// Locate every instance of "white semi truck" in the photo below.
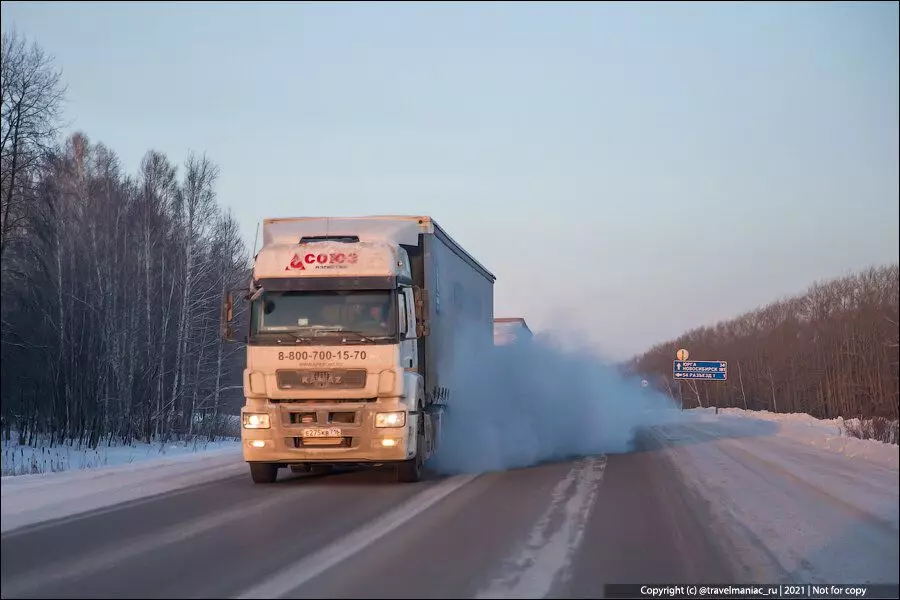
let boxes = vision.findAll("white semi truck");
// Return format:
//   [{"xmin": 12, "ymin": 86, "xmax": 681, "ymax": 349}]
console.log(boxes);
[{"xmin": 222, "ymin": 216, "xmax": 495, "ymax": 483}]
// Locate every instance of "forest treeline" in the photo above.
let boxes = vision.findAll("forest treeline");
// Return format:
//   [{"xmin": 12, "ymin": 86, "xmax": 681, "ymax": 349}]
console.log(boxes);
[
  {"xmin": 1, "ymin": 29, "xmax": 250, "ymax": 446},
  {"xmin": 631, "ymin": 264, "xmax": 899, "ymax": 443}
]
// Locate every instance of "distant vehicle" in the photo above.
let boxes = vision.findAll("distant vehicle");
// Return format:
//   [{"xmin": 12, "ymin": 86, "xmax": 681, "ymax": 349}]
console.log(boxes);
[
  {"xmin": 493, "ymin": 317, "xmax": 533, "ymax": 346},
  {"xmin": 222, "ymin": 216, "xmax": 496, "ymax": 483}
]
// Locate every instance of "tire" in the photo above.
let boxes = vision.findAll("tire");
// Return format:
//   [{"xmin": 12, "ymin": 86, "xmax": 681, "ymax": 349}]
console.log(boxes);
[
  {"xmin": 249, "ymin": 462, "xmax": 279, "ymax": 484},
  {"xmin": 397, "ymin": 420, "xmax": 426, "ymax": 483}
]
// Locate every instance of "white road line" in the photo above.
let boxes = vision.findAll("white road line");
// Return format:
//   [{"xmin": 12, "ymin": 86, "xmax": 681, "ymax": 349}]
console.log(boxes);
[
  {"xmin": 475, "ymin": 456, "xmax": 607, "ymax": 599},
  {"xmin": 234, "ymin": 474, "xmax": 479, "ymax": 599}
]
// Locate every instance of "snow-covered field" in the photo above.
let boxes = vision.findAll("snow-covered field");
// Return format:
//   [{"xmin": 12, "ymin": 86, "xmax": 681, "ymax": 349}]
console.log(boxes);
[
  {"xmin": 1, "ymin": 436, "xmax": 241, "ymax": 477},
  {"xmin": 654, "ymin": 407, "xmax": 899, "ymax": 584}
]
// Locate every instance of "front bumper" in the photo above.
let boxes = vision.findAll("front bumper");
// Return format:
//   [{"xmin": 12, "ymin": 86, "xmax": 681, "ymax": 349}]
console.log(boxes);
[{"xmin": 241, "ymin": 401, "xmax": 415, "ymax": 464}]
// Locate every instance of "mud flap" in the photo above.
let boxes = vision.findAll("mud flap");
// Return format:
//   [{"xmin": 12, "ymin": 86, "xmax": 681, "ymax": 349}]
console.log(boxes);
[
  {"xmin": 423, "ymin": 402, "xmax": 446, "ymax": 458},
  {"xmin": 421, "ymin": 406, "xmax": 433, "ymax": 457}
]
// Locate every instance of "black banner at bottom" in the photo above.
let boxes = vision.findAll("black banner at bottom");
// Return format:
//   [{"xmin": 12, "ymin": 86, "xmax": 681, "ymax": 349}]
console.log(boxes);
[{"xmin": 603, "ymin": 584, "xmax": 900, "ymax": 599}]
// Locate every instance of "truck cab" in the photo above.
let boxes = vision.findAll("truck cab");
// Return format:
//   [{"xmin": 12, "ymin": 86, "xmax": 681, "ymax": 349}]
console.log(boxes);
[{"xmin": 223, "ymin": 216, "xmax": 495, "ymax": 484}]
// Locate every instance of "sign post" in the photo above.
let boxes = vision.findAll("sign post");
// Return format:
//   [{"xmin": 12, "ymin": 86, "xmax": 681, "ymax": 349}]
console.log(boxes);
[
  {"xmin": 672, "ymin": 349, "xmax": 727, "ymax": 410},
  {"xmin": 676, "ymin": 349, "xmax": 688, "ymax": 410}
]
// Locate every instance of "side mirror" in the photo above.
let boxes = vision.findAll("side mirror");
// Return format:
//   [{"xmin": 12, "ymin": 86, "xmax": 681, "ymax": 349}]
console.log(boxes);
[
  {"xmin": 413, "ymin": 286, "xmax": 430, "ymax": 338},
  {"xmin": 222, "ymin": 292, "xmax": 236, "ymax": 341},
  {"xmin": 398, "ymin": 293, "xmax": 409, "ymax": 338}
]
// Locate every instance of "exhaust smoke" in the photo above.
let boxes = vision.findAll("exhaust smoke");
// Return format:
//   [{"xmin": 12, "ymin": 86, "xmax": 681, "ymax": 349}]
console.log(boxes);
[{"xmin": 430, "ymin": 330, "xmax": 681, "ymax": 475}]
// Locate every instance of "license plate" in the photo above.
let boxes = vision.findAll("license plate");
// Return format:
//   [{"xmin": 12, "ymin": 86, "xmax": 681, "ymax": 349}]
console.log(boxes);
[{"xmin": 302, "ymin": 427, "xmax": 342, "ymax": 438}]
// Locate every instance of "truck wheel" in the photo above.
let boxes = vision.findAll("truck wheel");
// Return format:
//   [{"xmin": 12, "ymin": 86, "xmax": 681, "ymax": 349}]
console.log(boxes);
[
  {"xmin": 397, "ymin": 430, "xmax": 425, "ymax": 483},
  {"xmin": 249, "ymin": 463, "xmax": 279, "ymax": 484}
]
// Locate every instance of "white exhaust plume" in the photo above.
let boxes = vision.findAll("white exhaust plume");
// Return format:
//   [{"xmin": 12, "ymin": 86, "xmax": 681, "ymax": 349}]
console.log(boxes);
[{"xmin": 430, "ymin": 330, "xmax": 682, "ymax": 475}]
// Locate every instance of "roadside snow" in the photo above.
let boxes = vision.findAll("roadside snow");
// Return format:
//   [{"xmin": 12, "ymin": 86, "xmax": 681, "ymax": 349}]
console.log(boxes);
[
  {"xmin": 682, "ymin": 407, "xmax": 898, "ymax": 470},
  {"xmin": 1, "ymin": 444, "xmax": 244, "ymax": 533},
  {"xmin": 1, "ymin": 437, "xmax": 240, "ymax": 477},
  {"xmin": 652, "ymin": 409, "xmax": 899, "ymax": 584}
]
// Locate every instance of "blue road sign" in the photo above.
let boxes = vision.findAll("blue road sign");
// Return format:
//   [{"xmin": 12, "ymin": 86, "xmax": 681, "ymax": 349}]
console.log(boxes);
[{"xmin": 673, "ymin": 360, "xmax": 727, "ymax": 381}]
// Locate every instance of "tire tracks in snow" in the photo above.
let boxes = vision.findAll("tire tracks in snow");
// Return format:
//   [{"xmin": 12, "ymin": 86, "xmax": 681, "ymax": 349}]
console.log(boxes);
[{"xmin": 475, "ymin": 455, "xmax": 607, "ymax": 599}]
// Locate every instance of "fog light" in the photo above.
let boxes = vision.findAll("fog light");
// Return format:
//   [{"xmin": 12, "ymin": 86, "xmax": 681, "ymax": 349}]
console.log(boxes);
[
  {"xmin": 381, "ymin": 439, "xmax": 397, "ymax": 447},
  {"xmin": 250, "ymin": 440, "xmax": 266, "ymax": 448}
]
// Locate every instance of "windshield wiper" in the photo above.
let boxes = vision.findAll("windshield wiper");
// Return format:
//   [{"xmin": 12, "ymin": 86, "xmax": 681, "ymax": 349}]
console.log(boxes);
[
  {"xmin": 335, "ymin": 330, "xmax": 382, "ymax": 344},
  {"xmin": 275, "ymin": 332, "xmax": 313, "ymax": 344},
  {"xmin": 291, "ymin": 326, "xmax": 387, "ymax": 344}
]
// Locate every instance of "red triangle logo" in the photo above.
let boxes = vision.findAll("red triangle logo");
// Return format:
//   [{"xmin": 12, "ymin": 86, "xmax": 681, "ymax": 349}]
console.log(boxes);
[{"xmin": 286, "ymin": 253, "xmax": 306, "ymax": 271}]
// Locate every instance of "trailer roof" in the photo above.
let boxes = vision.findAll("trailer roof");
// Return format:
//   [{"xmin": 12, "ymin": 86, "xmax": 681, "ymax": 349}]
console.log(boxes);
[{"xmin": 493, "ymin": 317, "xmax": 532, "ymax": 333}]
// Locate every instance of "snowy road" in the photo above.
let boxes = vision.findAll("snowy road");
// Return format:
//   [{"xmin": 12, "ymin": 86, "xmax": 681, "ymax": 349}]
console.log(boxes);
[
  {"xmin": 650, "ymin": 419, "xmax": 900, "ymax": 586},
  {"xmin": 1, "ymin": 414, "xmax": 898, "ymax": 599}
]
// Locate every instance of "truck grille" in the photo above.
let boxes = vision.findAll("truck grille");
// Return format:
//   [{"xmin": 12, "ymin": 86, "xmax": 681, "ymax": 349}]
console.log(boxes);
[
  {"xmin": 292, "ymin": 436, "xmax": 352, "ymax": 448},
  {"xmin": 276, "ymin": 369, "xmax": 367, "ymax": 390},
  {"xmin": 289, "ymin": 412, "xmax": 317, "ymax": 424},
  {"xmin": 288, "ymin": 411, "xmax": 357, "ymax": 425}
]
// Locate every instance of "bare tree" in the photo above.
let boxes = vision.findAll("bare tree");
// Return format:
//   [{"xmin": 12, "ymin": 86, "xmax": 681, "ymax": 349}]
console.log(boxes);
[
  {"xmin": 0, "ymin": 28, "xmax": 66, "ymax": 264},
  {"xmin": 169, "ymin": 153, "xmax": 219, "ymax": 436},
  {"xmin": 0, "ymin": 30, "xmax": 250, "ymax": 446}
]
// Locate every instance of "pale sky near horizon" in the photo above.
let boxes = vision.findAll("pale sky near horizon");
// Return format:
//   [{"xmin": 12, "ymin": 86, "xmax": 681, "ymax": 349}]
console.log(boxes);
[{"xmin": 3, "ymin": 1, "xmax": 898, "ymax": 361}]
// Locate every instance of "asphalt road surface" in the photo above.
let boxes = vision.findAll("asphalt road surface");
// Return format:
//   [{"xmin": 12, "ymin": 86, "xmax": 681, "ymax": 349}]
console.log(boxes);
[{"xmin": 1, "ymin": 435, "xmax": 738, "ymax": 599}]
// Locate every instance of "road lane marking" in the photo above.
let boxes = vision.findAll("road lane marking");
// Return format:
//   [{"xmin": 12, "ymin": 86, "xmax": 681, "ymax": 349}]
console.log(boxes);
[
  {"xmin": 475, "ymin": 456, "xmax": 607, "ymax": 599},
  {"xmin": 234, "ymin": 474, "xmax": 479, "ymax": 599}
]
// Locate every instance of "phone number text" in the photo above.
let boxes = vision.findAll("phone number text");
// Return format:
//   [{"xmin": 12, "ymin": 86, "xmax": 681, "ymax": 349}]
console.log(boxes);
[{"xmin": 278, "ymin": 350, "xmax": 368, "ymax": 361}]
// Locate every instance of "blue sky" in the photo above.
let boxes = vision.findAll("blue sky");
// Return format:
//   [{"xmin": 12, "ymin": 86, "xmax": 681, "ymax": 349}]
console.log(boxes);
[{"xmin": 3, "ymin": 1, "xmax": 898, "ymax": 360}]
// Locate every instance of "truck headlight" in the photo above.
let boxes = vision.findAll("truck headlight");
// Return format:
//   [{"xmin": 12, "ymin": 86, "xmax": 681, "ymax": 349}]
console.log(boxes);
[
  {"xmin": 375, "ymin": 412, "xmax": 406, "ymax": 428},
  {"xmin": 243, "ymin": 413, "xmax": 270, "ymax": 429}
]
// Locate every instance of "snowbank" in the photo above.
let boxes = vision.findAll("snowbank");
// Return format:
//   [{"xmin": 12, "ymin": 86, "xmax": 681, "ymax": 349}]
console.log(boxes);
[
  {"xmin": 1, "ymin": 444, "xmax": 244, "ymax": 533},
  {"xmin": 682, "ymin": 407, "xmax": 899, "ymax": 471},
  {"xmin": 1, "ymin": 436, "xmax": 240, "ymax": 477}
]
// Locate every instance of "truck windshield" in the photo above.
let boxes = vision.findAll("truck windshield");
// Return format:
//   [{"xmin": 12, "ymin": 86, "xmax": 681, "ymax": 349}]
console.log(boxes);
[{"xmin": 250, "ymin": 290, "xmax": 397, "ymax": 341}]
